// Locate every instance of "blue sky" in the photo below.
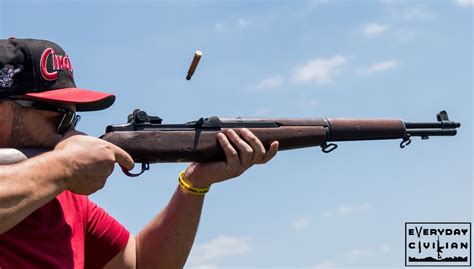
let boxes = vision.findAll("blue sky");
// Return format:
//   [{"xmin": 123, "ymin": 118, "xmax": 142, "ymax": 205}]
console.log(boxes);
[{"xmin": 1, "ymin": 0, "xmax": 472, "ymax": 268}]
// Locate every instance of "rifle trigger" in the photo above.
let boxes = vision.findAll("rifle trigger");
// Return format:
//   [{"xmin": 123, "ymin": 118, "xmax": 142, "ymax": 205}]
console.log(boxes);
[
  {"xmin": 121, "ymin": 162, "xmax": 150, "ymax": 177},
  {"xmin": 321, "ymin": 142, "xmax": 338, "ymax": 153},
  {"xmin": 400, "ymin": 135, "xmax": 412, "ymax": 149}
]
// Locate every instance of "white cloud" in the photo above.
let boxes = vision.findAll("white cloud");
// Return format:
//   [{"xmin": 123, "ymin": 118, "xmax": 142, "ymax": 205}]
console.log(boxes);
[
  {"xmin": 251, "ymin": 55, "xmax": 347, "ymax": 91},
  {"xmin": 321, "ymin": 202, "xmax": 370, "ymax": 217},
  {"xmin": 349, "ymin": 248, "xmax": 375, "ymax": 258},
  {"xmin": 363, "ymin": 23, "xmax": 389, "ymax": 36},
  {"xmin": 187, "ymin": 235, "xmax": 251, "ymax": 266},
  {"xmin": 381, "ymin": 244, "xmax": 392, "ymax": 253},
  {"xmin": 292, "ymin": 55, "xmax": 348, "ymax": 84},
  {"xmin": 348, "ymin": 244, "xmax": 392, "ymax": 259},
  {"xmin": 291, "ymin": 216, "xmax": 311, "ymax": 230},
  {"xmin": 454, "ymin": 0, "xmax": 474, "ymax": 7},
  {"xmin": 237, "ymin": 17, "xmax": 250, "ymax": 27},
  {"xmin": 401, "ymin": 6, "xmax": 435, "ymax": 21},
  {"xmin": 215, "ymin": 18, "xmax": 251, "ymax": 32},
  {"xmin": 214, "ymin": 22, "xmax": 225, "ymax": 32},
  {"xmin": 312, "ymin": 260, "xmax": 336, "ymax": 269},
  {"xmin": 250, "ymin": 75, "xmax": 285, "ymax": 91},
  {"xmin": 358, "ymin": 60, "xmax": 399, "ymax": 75},
  {"xmin": 312, "ymin": 243, "xmax": 392, "ymax": 268},
  {"xmin": 387, "ymin": 5, "xmax": 435, "ymax": 22},
  {"xmin": 308, "ymin": 0, "xmax": 330, "ymax": 8}
]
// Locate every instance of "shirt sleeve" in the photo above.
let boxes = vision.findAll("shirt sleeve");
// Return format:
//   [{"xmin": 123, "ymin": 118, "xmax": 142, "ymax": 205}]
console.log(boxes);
[{"xmin": 84, "ymin": 198, "xmax": 131, "ymax": 269}]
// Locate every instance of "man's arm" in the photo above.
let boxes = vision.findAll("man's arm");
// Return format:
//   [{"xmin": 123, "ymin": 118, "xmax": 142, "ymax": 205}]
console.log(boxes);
[
  {"xmin": 135, "ymin": 185, "xmax": 205, "ymax": 269},
  {"xmin": 0, "ymin": 134, "xmax": 134, "ymax": 235},
  {"xmin": 105, "ymin": 129, "xmax": 278, "ymax": 269},
  {"xmin": 0, "ymin": 151, "xmax": 68, "ymax": 234}
]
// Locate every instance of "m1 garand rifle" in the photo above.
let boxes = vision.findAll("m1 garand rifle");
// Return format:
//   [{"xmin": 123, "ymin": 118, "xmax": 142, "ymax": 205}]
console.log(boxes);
[{"xmin": 100, "ymin": 109, "xmax": 461, "ymax": 176}]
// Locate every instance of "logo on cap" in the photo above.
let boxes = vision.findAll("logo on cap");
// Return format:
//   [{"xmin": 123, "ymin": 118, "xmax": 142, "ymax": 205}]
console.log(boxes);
[
  {"xmin": 0, "ymin": 64, "xmax": 15, "ymax": 88},
  {"xmin": 40, "ymin": 48, "xmax": 73, "ymax": 81}
]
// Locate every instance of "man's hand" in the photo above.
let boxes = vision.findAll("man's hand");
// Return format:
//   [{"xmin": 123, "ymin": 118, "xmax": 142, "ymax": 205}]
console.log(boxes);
[
  {"xmin": 184, "ymin": 128, "xmax": 279, "ymax": 188},
  {"xmin": 54, "ymin": 132, "xmax": 135, "ymax": 195}
]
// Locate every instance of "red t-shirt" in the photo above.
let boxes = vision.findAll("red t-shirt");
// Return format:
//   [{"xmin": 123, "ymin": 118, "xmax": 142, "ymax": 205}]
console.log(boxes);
[{"xmin": 0, "ymin": 191, "xmax": 130, "ymax": 269}]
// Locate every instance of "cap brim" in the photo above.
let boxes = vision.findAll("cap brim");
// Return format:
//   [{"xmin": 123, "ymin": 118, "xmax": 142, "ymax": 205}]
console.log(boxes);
[{"xmin": 25, "ymin": 88, "xmax": 115, "ymax": 111}]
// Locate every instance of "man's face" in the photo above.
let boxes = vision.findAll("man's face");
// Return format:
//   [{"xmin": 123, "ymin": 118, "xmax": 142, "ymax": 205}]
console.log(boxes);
[{"xmin": 0, "ymin": 101, "xmax": 69, "ymax": 148}]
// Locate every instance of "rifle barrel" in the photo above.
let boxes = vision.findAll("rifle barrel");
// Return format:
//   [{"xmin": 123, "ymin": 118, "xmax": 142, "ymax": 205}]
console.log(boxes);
[
  {"xmin": 405, "ymin": 128, "xmax": 458, "ymax": 137},
  {"xmin": 404, "ymin": 121, "xmax": 461, "ymax": 129}
]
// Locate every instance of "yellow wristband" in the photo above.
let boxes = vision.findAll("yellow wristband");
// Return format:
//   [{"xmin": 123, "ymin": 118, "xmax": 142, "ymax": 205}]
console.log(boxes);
[{"xmin": 178, "ymin": 171, "xmax": 210, "ymax": 196}]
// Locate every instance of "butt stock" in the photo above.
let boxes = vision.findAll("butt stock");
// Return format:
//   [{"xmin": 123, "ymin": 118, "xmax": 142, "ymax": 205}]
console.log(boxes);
[{"xmin": 101, "ymin": 109, "xmax": 461, "ymax": 165}]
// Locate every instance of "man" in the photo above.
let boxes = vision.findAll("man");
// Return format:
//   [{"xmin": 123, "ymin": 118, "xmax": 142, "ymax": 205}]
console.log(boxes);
[{"xmin": 0, "ymin": 38, "xmax": 279, "ymax": 268}]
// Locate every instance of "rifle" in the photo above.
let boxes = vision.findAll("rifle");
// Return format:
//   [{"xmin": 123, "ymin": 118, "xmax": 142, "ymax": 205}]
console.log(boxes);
[{"xmin": 99, "ymin": 109, "xmax": 461, "ymax": 176}]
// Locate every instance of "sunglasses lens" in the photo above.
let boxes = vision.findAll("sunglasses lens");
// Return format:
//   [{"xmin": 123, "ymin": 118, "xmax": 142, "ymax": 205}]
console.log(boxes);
[
  {"xmin": 58, "ymin": 112, "xmax": 80, "ymax": 134},
  {"xmin": 72, "ymin": 114, "xmax": 81, "ymax": 128}
]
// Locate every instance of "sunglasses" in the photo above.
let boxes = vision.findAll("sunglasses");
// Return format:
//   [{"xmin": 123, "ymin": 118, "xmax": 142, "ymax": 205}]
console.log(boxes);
[{"xmin": 7, "ymin": 99, "xmax": 81, "ymax": 135}]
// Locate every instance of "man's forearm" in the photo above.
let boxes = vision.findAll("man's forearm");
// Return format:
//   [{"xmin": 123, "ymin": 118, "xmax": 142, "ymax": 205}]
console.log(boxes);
[
  {"xmin": 136, "ymin": 186, "xmax": 205, "ymax": 269},
  {"xmin": 0, "ymin": 151, "xmax": 68, "ymax": 234}
]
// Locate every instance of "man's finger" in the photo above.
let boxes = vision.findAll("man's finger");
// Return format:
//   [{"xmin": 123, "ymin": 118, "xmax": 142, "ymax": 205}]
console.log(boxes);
[
  {"xmin": 218, "ymin": 132, "xmax": 239, "ymax": 162},
  {"xmin": 218, "ymin": 132, "xmax": 244, "ymax": 177},
  {"xmin": 109, "ymin": 142, "xmax": 135, "ymax": 171},
  {"xmin": 226, "ymin": 129, "xmax": 254, "ymax": 167},
  {"xmin": 260, "ymin": 141, "xmax": 279, "ymax": 164},
  {"xmin": 240, "ymin": 128, "xmax": 266, "ymax": 162}
]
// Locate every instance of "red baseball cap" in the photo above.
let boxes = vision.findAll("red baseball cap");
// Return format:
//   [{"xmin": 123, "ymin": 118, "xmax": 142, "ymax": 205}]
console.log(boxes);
[{"xmin": 0, "ymin": 38, "xmax": 115, "ymax": 111}]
